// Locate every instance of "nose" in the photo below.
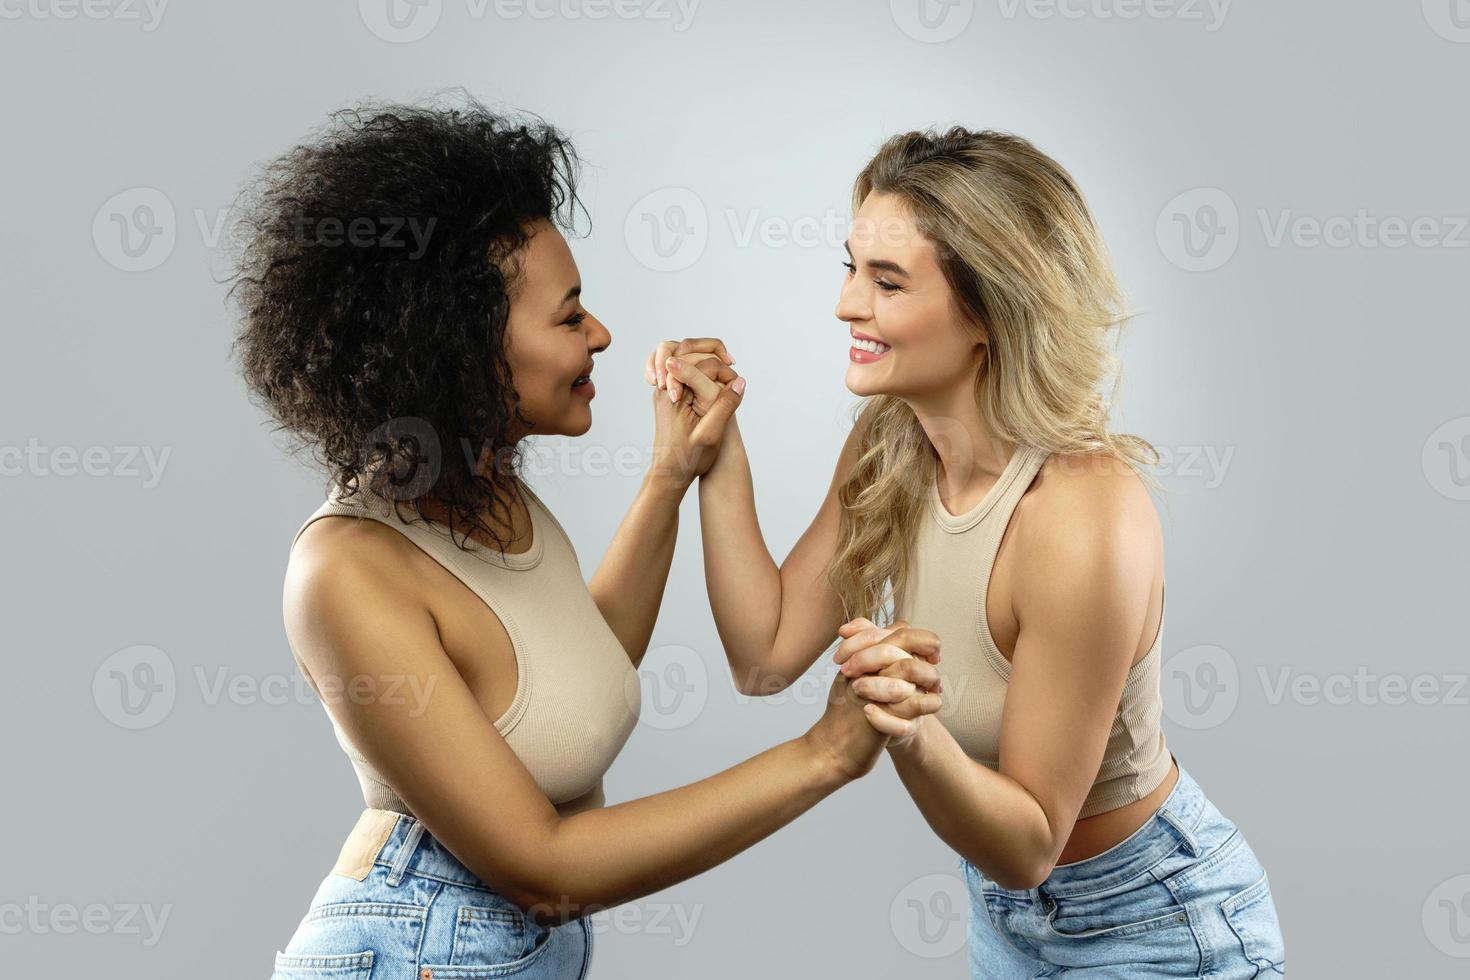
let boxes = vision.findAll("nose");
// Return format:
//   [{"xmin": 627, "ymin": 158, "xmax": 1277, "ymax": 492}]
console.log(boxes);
[
  {"xmin": 834, "ymin": 273, "xmax": 871, "ymax": 325},
  {"xmin": 587, "ymin": 313, "xmax": 611, "ymax": 354}
]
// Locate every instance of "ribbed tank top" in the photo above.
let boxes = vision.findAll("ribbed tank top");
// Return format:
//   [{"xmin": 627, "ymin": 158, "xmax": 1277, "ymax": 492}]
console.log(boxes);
[
  {"xmin": 895, "ymin": 445, "xmax": 1171, "ymax": 819},
  {"xmin": 288, "ymin": 481, "xmax": 641, "ymax": 818}
]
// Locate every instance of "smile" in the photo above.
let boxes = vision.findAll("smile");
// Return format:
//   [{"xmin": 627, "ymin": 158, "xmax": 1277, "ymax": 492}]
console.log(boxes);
[{"xmin": 849, "ymin": 332, "xmax": 891, "ymax": 363}]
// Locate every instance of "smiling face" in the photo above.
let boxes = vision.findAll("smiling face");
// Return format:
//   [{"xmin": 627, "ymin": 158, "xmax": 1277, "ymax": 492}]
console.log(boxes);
[
  {"xmin": 503, "ymin": 220, "xmax": 611, "ymax": 437},
  {"xmin": 835, "ymin": 191, "xmax": 986, "ymax": 401}
]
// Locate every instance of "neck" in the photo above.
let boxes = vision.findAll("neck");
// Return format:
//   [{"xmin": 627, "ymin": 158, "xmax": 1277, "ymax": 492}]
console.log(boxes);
[{"xmin": 903, "ymin": 381, "xmax": 1012, "ymax": 500}]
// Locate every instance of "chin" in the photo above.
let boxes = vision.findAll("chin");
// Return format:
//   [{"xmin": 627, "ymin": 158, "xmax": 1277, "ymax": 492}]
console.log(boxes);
[
  {"xmin": 564, "ymin": 404, "xmax": 593, "ymax": 437},
  {"xmin": 844, "ymin": 366, "xmax": 889, "ymax": 397}
]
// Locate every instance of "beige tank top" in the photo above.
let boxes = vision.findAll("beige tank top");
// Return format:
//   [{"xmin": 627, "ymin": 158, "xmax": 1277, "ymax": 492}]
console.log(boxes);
[
  {"xmin": 288, "ymin": 480, "xmax": 641, "ymax": 818},
  {"xmin": 895, "ymin": 445, "xmax": 1171, "ymax": 819}
]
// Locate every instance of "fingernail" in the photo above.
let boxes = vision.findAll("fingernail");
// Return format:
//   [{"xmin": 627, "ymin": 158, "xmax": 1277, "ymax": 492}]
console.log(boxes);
[
  {"xmin": 666, "ymin": 356, "xmax": 680, "ymax": 369},
  {"xmin": 731, "ymin": 377, "xmax": 746, "ymax": 395},
  {"xmin": 668, "ymin": 387, "xmax": 678, "ymax": 403}
]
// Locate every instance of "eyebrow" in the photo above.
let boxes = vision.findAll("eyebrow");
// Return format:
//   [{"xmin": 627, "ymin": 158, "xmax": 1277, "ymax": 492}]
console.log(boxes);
[
  {"xmin": 558, "ymin": 284, "xmax": 582, "ymax": 306},
  {"xmin": 843, "ymin": 240, "xmax": 910, "ymax": 278}
]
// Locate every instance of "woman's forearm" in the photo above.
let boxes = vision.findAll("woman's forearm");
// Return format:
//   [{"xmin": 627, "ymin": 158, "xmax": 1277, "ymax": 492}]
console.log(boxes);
[
  {"xmin": 887, "ymin": 718, "xmax": 1059, "ymax": 890},
  {"xmin": 523, "ymin": 734, "xmax": 849, "ymax": 923},
  {"xmin": 695, "ymin": 418, "xmax": 788, "ymax": 687},
  {"xmin": 587, "ymin": 472, "xmax": 685, "ymax": 666}
]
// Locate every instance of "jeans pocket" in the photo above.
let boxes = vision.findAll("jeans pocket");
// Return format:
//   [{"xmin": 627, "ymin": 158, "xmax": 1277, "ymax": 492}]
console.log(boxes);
[
  {"xmin": 424, "ymin": 905, "xmax": 555, "ymax": 978},
  {"xmin": 280, "ymin": 901, "xmax": 426, "ymax": 971},
  {"xmin": 449, "ymin": 905, "xmax": 539, "ymax": 965},
  {"xmin": 1221, "ymin": 873, "xmax": 1286, "ymax": 976},
  {"xmin": 1044, "ymin": 886, "xmax": 1191, "ymax": 940},
  {"xmin": 271, "ymin": 950, "xmax": 374, "ymax": 979}
]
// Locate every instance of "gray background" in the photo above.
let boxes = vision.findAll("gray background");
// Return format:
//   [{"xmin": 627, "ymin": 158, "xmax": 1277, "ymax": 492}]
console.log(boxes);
[{"xmin": 3, "ymin": 1, "xmax": 1467, "ymax": 976}]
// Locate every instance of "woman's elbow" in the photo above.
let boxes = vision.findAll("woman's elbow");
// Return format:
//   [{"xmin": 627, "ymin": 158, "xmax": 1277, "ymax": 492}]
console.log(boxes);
[{"xmin": 730, "ymin": 665, "xmax": 795, "ymax": 697}]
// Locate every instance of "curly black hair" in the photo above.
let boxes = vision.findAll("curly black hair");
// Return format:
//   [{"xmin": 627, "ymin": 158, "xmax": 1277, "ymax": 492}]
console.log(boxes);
[{"xmin": 230, "ymin": 93, "xmax": 583, "ymax": 554}]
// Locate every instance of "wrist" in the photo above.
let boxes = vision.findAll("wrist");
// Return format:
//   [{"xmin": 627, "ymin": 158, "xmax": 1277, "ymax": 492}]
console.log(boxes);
[
  {"xmin": 886, "ymin": 713, "xmax": 932, "ymax": 763},
  {"xmin": 797, "ymin": 731, "xmax": 856, "ymax": 792},
  {"xmin": 642, "ymin": 469, "xmax": 690, "ymax": 501}
]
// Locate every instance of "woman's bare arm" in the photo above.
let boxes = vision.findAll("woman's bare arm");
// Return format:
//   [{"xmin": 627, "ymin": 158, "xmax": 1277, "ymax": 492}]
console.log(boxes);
[
  {"xmin": 285, "ymin": 529, "xmax": 888, "ymax": 925},
  {"xmin": 588, "ymin": 357, "xmax": 742, "ymax": 667},
  {"xmin": 693, "ymin": 410, "xmax": 861, "ymax": 695},
  {"xmin": 835, "ymin": 466, "xmax": 1163, "ymax": 889}
]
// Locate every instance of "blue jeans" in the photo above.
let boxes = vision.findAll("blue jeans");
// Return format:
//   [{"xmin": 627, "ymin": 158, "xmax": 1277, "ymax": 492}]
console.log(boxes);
[
  {"xmin": 271, "ymin": 811, "xmax": 592, "ymax": 979},
  {"xmin": 963, "ymin": 760, "xmax": 1285, "ymax": 978}
]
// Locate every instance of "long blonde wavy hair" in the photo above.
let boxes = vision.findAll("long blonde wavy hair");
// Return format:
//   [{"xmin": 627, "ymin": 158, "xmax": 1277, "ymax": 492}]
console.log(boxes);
[{"xmin": 827, "ymin": 127, "xmax": 1159, "ymax": 624}]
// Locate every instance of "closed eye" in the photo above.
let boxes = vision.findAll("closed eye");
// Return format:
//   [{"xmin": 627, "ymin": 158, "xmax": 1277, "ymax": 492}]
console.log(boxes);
[{"xmin": 842, "ymin": 260, "xmax": 901, "ymax": 292}]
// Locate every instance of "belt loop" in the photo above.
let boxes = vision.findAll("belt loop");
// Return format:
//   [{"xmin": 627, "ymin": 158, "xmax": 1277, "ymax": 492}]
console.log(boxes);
[
  {"xmin": 386, "ymin": 818, "xmax": 426, "ymax": 886},
  {"xmin": 1157, "ymin": 806, "xmax": 1202, "ymax": 857}
]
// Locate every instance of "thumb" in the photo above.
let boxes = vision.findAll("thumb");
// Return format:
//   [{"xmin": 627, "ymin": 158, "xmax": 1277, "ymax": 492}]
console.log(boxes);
[{"xmin": 689, "ymin": 377, "xmax": 745, "ymax": 444}]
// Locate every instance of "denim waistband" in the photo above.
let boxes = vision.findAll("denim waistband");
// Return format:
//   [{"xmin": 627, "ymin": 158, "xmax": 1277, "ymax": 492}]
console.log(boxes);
[
  {"xmin": 369, "ymin": 809, "xmax": 494, "ymax": 892},
  {"xmin": 977, "ymin": 759, "xmax": 1209, "ymax": 902}
]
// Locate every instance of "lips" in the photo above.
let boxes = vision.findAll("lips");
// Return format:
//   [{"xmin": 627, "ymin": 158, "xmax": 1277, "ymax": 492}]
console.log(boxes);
[
  {"xmin": 849, "ymin": 330, "xmax": 891, "ymax": 362},
  {"xmin": 571, "ymin": 363, "xmax": 594, "ymax": 388}
]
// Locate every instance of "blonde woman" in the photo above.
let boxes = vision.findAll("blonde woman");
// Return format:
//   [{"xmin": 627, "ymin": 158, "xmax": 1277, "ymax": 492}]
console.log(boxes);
[{"xmin": 655, "ymin": 128, "xmax": 1285, "ymax": 977}]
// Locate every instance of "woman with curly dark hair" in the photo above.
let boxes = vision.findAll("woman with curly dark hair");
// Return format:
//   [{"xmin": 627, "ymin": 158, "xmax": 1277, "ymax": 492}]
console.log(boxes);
[{"xmin": 233, "ymin": 96, "xmax": 944, "ymax": 980}]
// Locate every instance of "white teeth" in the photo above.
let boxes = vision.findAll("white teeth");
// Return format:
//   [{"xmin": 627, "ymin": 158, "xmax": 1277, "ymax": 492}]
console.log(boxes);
[{"xmin": 852, "ymin": 338, "xmax": 890, "ymax": 354}]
